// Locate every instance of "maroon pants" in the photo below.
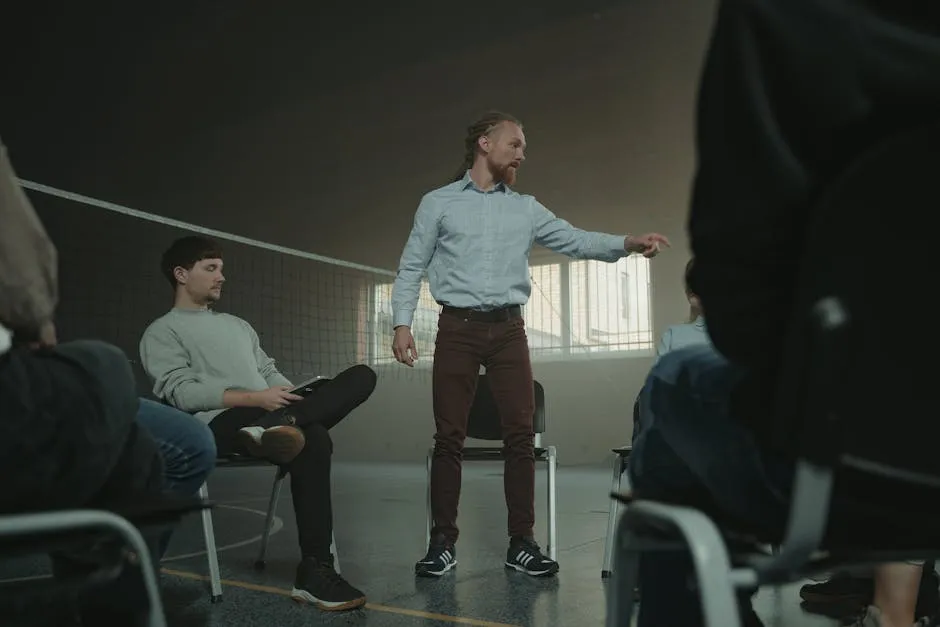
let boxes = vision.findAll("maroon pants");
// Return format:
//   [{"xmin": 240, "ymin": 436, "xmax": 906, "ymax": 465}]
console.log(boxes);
[{"xmin": 430, "ymin": 311, "xmax": 536, "ymax": 544}]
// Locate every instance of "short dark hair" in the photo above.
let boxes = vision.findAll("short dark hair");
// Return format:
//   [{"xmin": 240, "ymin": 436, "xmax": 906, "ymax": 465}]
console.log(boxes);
[
  {"xmin": 160, "ymin": 235, "xmax": 223, "ymax": 288},
  {"xmin": 684, "ymin": 258, "xmax": 697, "ymax": 296}
]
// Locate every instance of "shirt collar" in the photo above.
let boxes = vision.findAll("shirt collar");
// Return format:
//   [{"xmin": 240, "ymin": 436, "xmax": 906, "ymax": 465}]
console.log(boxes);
[{"xmin": 459, "ymin": 170, "xmax": 511, "ymax": 194}]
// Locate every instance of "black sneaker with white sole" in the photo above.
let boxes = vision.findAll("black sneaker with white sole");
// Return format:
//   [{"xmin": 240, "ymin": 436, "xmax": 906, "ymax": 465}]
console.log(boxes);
[
  {"xmin": 415, "ymin": 540, "xmax": 457, "ymax": 577},
  {"xmin": 505, "ymin": 537, "xmax": 559, "ymax": 577},
  {"xmin": 290, "ymin": 556, "xmax": 366, "ymax": 611}
]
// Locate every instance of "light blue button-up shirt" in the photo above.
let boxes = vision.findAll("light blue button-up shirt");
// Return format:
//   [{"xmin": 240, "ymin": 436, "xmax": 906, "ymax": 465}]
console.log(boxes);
[
  {"xmin": 391, "ymin": 171, "xmax": 628, "ymax": 328},
  {"xmin": 654, "ymin": 316, "xmax": 711, "ymax": 363}
]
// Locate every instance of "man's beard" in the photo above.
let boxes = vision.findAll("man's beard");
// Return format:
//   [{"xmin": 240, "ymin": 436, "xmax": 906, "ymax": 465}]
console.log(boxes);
[{"xmin": 493, "ymin": 163, "xmax": 518, "ymax": 186}]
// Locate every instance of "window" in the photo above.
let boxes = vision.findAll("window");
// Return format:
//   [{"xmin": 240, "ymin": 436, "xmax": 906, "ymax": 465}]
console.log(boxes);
[
  {"xmin": 367, "ymin": 256, "xmax": 653, "ymax": 365},
  {"xmin": 370, "ymin": 280, "xmax": 439, "ymax": 365},
  {"xmin": 526, "ymin": 256, "xmax": 654, "ymax": 357}
]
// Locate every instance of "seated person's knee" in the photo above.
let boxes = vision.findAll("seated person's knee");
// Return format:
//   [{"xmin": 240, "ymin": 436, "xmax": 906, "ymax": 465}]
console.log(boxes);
[{"xmin": 347, "ymin": 363, "xmax": 378, "ymax": 395}]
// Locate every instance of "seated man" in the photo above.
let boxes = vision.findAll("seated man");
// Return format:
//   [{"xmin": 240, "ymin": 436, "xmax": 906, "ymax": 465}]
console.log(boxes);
[
  {"xmin": 139, "ymin": 235, "xmax": 377, "ymax": 612},
  {"xmin": 630, "ymin": 2, "xmax": 940, "ymax": 627},
  {"xmin": 0, "ymin": 138, "xmax": 168, "ymax": 625}
]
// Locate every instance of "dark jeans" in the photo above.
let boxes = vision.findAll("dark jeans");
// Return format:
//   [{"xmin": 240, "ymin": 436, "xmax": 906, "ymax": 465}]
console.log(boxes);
[
  {"xmin": 630, "ymin": 344, "xmax": 794, "ymax": 627},
  {"xmin": 0, "ymin": 340, "xmax": 166, "ymax": 623},
  {"xmin": 430, "ymin": 312, "xmax": 535, "ymax": 544},
  {"xmin": 208, "ymin": 364, "xmax": 376, "ymax": 560}
]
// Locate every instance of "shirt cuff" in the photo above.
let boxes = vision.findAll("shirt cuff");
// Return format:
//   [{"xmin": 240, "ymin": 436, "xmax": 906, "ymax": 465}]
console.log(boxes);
[
  {"xmin": 393, "ymin": 309, "xmax": 415, "ymax": 329},
  {"xmin": 604, "ymin": 233, "xmax": 629, "ymax": 257}
]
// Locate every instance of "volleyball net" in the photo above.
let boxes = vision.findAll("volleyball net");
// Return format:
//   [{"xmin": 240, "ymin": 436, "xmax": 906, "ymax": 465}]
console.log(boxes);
[{"xmin": 21, "ymin": 180, "xmax": 654, "ymax": 392}]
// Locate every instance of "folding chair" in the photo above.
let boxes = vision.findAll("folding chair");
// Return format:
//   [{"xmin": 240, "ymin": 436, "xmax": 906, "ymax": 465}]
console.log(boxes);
[
  {"xmin": 0, "ymin": 497, "xmax": 208, "ymax": 627},
  {"xmin": 606, "ymin": 123, "xmax": 940, "ymax": 626},
  {"xmin": 425, "ymin": 376, "xmax": 557, "ymax": 559}
]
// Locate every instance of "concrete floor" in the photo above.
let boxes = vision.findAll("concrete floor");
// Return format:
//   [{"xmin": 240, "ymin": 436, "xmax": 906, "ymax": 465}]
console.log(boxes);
[{"xmin": 0, "ymin": 461, "xmax": 845, "ymax": 626}]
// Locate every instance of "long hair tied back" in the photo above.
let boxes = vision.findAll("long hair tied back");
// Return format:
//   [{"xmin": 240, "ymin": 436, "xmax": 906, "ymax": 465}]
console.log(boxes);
[{"xmin": 453, "ymin": 111, "xmax": 522, "ymax": 182}]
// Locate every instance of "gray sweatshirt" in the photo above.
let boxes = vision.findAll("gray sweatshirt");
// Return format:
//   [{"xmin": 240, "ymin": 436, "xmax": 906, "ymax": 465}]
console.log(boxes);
[{"xmin": 139, "ymin": 308, "xmax": 292, "ymax": 423}]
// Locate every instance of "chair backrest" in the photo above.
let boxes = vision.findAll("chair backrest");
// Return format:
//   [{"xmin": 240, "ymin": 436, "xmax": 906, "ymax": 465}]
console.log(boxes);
[
  {"xmin": 466, "ymin": 374, "xmax": 546, "ymax": 441},
  {"xmin": 773, "ymin": 122, "xmax": 938, "ymax": 489}
]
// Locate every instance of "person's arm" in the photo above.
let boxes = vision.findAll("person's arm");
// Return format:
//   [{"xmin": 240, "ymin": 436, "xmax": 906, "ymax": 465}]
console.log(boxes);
[
  {"xmin": 531, "ymin": 199, "xmax": 627, "ymax": 262},
  {"xmin": 140, "ymin": 323, "xmax": 259, "ymax": 412},
  {"xmin": 244, "ymin": 322, "xmax": 293, "ymax": 388},
  {"xmin": 391, "ymin": 194, "xmax": 441, "ymax": 329},
  {"xmin": 0, "ymin": 139, "xmax": 58, "ymax": 341}
]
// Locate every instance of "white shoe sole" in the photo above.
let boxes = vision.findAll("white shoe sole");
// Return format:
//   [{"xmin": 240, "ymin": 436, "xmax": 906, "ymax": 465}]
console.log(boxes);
[
  {"xmin": 504, "ymin": 561, "xmax": 559, "ymax": 577},
  {"xmin": 415, "ymin": 560, "xmax": 457, "ymax": 577},
  {"xmin": 290, "ymin": 587, "xmax": 366, "ymax": 611}
]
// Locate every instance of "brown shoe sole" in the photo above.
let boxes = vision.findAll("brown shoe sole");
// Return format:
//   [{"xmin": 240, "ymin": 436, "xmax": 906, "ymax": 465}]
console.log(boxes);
[{"xmin": 238, "ymin": 426, "xmax": 305, "ymax": 465}]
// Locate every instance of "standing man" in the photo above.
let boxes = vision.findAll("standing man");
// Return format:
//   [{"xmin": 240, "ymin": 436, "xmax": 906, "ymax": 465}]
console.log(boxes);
[{"xmin": 391, "ymin": 110, "xmax": 669, "ymax": 578}]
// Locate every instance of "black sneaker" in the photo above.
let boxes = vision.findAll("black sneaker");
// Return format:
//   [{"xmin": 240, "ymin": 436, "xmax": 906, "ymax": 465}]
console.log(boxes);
[
  {"xmin": 290, "ymin": 557, "xmax": 366, "ymax": 611},
  {"xmin": 505, "ymin": 537, "xmax": 559, "ymax": 577},
  {"xmin": 800, "ymin": 573, "xmax": 873, "ymax": 605},
  {"xmin": 415, "ymin": 539, "xmax": 457, "ymax": 577}
]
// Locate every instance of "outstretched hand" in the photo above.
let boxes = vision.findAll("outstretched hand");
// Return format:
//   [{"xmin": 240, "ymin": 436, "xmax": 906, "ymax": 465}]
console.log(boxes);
[{"xmin": 625, "ymin": 233, "xmax": 670, "ymax": 258}]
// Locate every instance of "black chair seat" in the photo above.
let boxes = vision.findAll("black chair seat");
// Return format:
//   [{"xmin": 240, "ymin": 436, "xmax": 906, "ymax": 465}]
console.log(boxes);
[
  {"xmin": 215, "ymin": 453, "xmax": 272, "ymax": 467},
  {"xmin": 462, "ymin": 447, "xmax": 550, "ymax": 461}
]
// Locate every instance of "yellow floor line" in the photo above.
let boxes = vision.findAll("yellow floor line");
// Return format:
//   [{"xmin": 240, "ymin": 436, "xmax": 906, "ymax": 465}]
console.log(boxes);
[{"xmin": 161, "ymin": 567, "xmax": 520, "ymax": 627}]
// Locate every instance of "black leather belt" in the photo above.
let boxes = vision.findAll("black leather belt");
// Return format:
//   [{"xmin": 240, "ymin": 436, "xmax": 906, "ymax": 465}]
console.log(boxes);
[{"xmin": 440, "ymin": 305, "xmax": 522, "ymax": 323}]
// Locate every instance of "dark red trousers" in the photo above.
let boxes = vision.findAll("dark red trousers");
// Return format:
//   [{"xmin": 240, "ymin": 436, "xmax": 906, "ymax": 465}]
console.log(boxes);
[{"xmin": 429, "ymin": 311, "xmax": 536, "ymax": 544}]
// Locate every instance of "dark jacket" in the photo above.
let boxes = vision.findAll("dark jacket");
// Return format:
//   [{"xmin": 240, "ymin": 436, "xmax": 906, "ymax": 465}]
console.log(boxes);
[{"xmin": 688, "ymin": 0, "xmax": 940, "ymax": 445}]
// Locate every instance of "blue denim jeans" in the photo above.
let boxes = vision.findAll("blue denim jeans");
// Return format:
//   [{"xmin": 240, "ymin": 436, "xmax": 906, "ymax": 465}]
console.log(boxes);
[
  {"xmin": 630, "ymin": 345, "xmax": 794, "ymax": 627},
  {"xmin": 136, "ymin": 398, "xmax": 216, "ymax": 498},
  {"xmin": 136, "ymin": 398, "xmax": 216, "ymax": 559}
]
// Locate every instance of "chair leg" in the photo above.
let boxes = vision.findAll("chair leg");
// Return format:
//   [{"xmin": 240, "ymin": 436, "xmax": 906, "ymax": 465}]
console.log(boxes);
[
  {"xmin": 606, "ymin": 500, "xmax": 742, "ymax": 627},
  {"xmin": 606, "ymin": 513, "xmax": 640, "ymax": 627},
  {"xmin": 602, "ymin": 454, "xmax": 625, "ymax": 579},
  {"xmin": 331, "ymin": 533, "xmax": 340, "ymax": 574},
  {"xmin": 198, "ymin": 482, "xmax": 223, "ymax": 603},
  {"xmin": 254, "ymin": 469, "xmax": 286, "ymax": 571},
  {"xmin": 546, "ymin": 445, "xmax": 557, "ymax": 561},
  {"xmin": 425, "ymin": 446, "xmax": 433, "ymax": 548}
]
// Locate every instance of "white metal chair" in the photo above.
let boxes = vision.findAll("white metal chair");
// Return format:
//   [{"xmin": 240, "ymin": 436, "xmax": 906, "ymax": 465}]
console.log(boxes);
[
  {"xmin": 0, "ymin": 509, "xmax": 170, "ymax": 626},
  {"xmin": 424, "ymin": 376, "xmax": 557, "ymax": 559},
  {"xmin": 198, "ymin": 460, "xmax": 339, "ymax": 602}
]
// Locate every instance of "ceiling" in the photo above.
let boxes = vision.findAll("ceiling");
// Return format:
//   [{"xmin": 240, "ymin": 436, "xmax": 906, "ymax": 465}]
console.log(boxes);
[{"xmin": 1, "ymin": 0, "xmax": 631, "ymax": 177}]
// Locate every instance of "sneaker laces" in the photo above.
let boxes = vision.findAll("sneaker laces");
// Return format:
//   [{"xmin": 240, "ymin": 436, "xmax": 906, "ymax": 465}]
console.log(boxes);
[
  {"xmin": 518, "ymin": 537, "xmax": 545, "ymax": 555},
  {"xmin": 316, "ymin": 564, "xmax": 349, "ymax": 591}
]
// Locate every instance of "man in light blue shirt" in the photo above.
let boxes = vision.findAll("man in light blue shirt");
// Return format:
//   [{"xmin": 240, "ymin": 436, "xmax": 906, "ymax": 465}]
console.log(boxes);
[{"xmin": 391, "ymin": 110, "xmax": 669, "ymax": 578}]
